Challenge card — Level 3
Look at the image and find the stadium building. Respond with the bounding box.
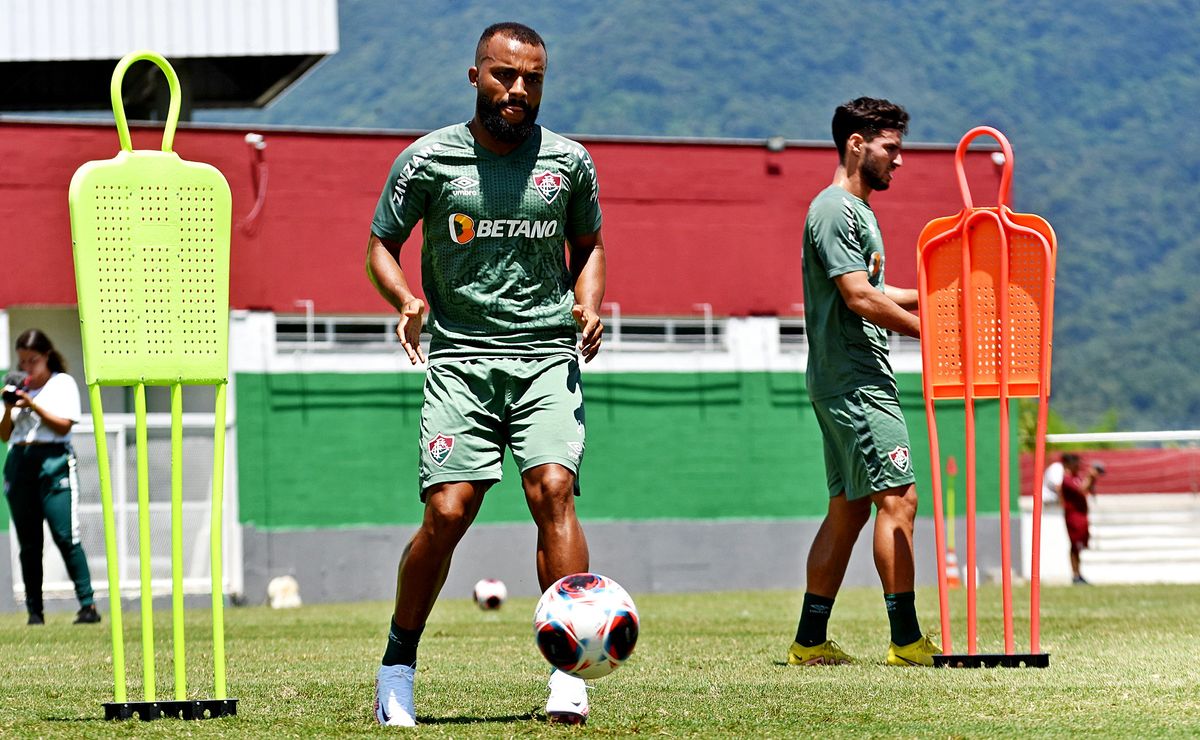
[2,0,1046,616]
[0,115,1026,610]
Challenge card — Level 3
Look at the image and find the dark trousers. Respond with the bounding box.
[4,443,95,615]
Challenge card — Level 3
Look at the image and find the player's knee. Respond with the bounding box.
[875,485,918,523]
[834,505,871,532]
[830,495,872,530]
[524,466,576,515]
[526,464,575,495]
[424,497,475,538]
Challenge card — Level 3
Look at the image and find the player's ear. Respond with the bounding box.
[848,132,865,157]
[468,66,479,87]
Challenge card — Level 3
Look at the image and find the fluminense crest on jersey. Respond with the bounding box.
[888,445,910,472]
[532,171,564,204]
[448,213,559,244]
[428,433,455,467]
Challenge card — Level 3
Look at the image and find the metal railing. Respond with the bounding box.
[275,312,933,354]
[8,414,241,601]
[779,317,920,352]
[276,312,729,352]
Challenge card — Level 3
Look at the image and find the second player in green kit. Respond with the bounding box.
[366,23,605,727]
[788,98,941,670]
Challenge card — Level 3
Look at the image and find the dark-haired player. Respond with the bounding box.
[787,97,940,668]
[366,22,605,725]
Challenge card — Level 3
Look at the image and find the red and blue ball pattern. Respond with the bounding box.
[533,572,640,679]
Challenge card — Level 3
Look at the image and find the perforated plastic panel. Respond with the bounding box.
[70,151,231,385]
[1005,228,1049,390]
[920,207,1054,400]
[924,231,966,396]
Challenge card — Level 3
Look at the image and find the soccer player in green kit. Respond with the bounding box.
[366,23,605,726]
[787,98,941,668]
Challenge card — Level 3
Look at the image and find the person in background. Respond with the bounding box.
[1,329,99,625]
[1041,453,1066,506]
[1059,453,1103,585]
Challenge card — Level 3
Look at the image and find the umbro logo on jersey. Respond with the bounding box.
[532,171,564,204]
[449,175,479,192]
[448,213,559,244]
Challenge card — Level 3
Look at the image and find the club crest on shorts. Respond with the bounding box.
[428,433,455,467]
[532,171,563,204]
[888,445,911,473]
[566,441,584,462]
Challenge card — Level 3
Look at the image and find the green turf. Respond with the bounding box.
[0,583,1197,737]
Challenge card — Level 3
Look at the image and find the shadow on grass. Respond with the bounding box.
[417,709,545,725]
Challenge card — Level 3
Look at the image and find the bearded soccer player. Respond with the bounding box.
[366,23,605,726]
[787,97,941,668]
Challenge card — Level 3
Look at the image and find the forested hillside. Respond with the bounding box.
[197,0,1200,432]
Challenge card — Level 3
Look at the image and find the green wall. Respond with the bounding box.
[235,371,1017,530]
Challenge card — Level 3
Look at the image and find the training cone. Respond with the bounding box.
[945,550,962,589]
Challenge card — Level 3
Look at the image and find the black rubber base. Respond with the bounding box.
[934,653,1050,668]
[103,699,238,720]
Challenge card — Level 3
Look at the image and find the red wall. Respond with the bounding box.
[0,120,1002,316]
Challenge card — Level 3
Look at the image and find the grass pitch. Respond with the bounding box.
[0,583,1197,737]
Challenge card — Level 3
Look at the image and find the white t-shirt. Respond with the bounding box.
[7,372,82,445]
[1041,461,1064,504]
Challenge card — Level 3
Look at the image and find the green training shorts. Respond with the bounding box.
[811,384,916,501]
[418,356,585,499]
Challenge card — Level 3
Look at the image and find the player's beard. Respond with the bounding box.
[859,151,895,191]
[477,92,539,143]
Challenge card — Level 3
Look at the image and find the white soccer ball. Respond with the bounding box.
[266,575,302,609]
[473,578,508,610]
[533,573,640,679]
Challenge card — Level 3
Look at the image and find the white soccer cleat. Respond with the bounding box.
[545,669,589,725]
[375,664,417,727]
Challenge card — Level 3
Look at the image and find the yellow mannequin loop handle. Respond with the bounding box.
[110,50,181,153]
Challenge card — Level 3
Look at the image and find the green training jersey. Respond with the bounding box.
[801,184,895,401]
[372,123,602,361]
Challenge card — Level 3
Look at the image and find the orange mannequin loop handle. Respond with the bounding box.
[954,126,1014,209]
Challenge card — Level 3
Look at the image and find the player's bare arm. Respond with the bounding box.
[568,229,606,363]
[883,284,919,311]
[834,271,920,338]
[366,232,426,364]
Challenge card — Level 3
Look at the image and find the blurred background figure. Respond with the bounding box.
[1,329,99,625]
[1057,453,1104,585]
[1041,453,1066,506]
